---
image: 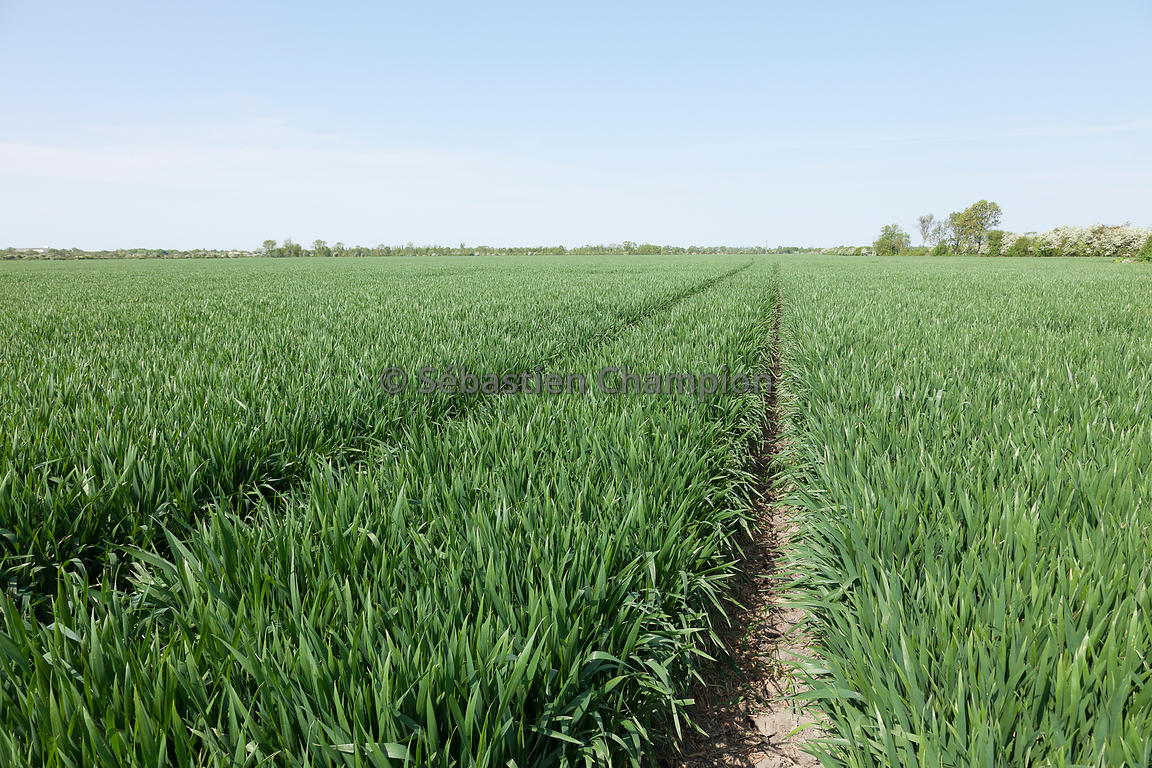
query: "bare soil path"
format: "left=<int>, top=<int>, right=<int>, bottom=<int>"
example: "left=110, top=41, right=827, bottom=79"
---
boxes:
left=662, top=287, right=822, bottom=768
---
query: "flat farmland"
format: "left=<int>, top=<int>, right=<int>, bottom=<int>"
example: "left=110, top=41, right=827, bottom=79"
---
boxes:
left=1, top=254, right=1149, bottom=766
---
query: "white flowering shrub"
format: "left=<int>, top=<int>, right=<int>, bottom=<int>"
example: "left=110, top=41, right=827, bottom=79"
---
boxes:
left=985, top=225, right=1152, bottom=258
left=821, top=246, right=874, bottom=256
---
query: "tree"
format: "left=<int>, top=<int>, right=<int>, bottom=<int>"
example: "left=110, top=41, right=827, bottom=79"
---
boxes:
left=280, top=238, right=303, bottom=258
left=260, top=239, right=277, bottom=255
left=873, top=224, right=911, bottom=257
left=964, top=200, right=1002, bottom=252
left=1005, top=235, right=1032, bottom=258
left=929, top=221, right=947, bottom=247
left=947, top=212, right=965, bottom=251
left=948, top=200, right=1003, bottom=253
left=311, top=239, right=331, bottom=257
left=986, top=230, right=1005, bottom=257
left=918, top=214, right=935, bottom=246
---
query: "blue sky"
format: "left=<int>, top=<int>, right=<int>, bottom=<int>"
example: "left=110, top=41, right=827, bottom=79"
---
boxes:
left=1, top=0, right=1149, bottom=249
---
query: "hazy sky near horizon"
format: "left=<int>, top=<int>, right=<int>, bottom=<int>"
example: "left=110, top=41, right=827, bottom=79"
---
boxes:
left=2, top=0, right=1149, bottom=249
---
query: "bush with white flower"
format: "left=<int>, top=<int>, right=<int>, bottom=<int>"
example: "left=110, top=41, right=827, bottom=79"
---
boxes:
left=984, top=224, right=1151, bottom=258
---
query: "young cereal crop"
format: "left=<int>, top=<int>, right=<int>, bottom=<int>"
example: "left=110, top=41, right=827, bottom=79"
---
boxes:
left=0, top=255, right=780, bottom=766
left=777, top=255, right=1152, bottom=766
left=0, top=255, right=747, bottom=605
left=4, top=251, right=1149, bottom=767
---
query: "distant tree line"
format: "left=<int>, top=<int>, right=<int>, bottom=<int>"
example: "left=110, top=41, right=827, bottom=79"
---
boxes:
left=4, top=241, right=819, bottom=260
left=252, top=239, right=819, bottom=258
left=0, top=247, right=258, bottom=260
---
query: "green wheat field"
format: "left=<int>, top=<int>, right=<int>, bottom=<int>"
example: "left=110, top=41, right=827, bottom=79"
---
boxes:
left=1, top=254, right=1149, bottom=766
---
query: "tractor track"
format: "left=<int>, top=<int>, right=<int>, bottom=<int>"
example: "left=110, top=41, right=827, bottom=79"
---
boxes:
left=663, top=272, right=823, bottom=768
